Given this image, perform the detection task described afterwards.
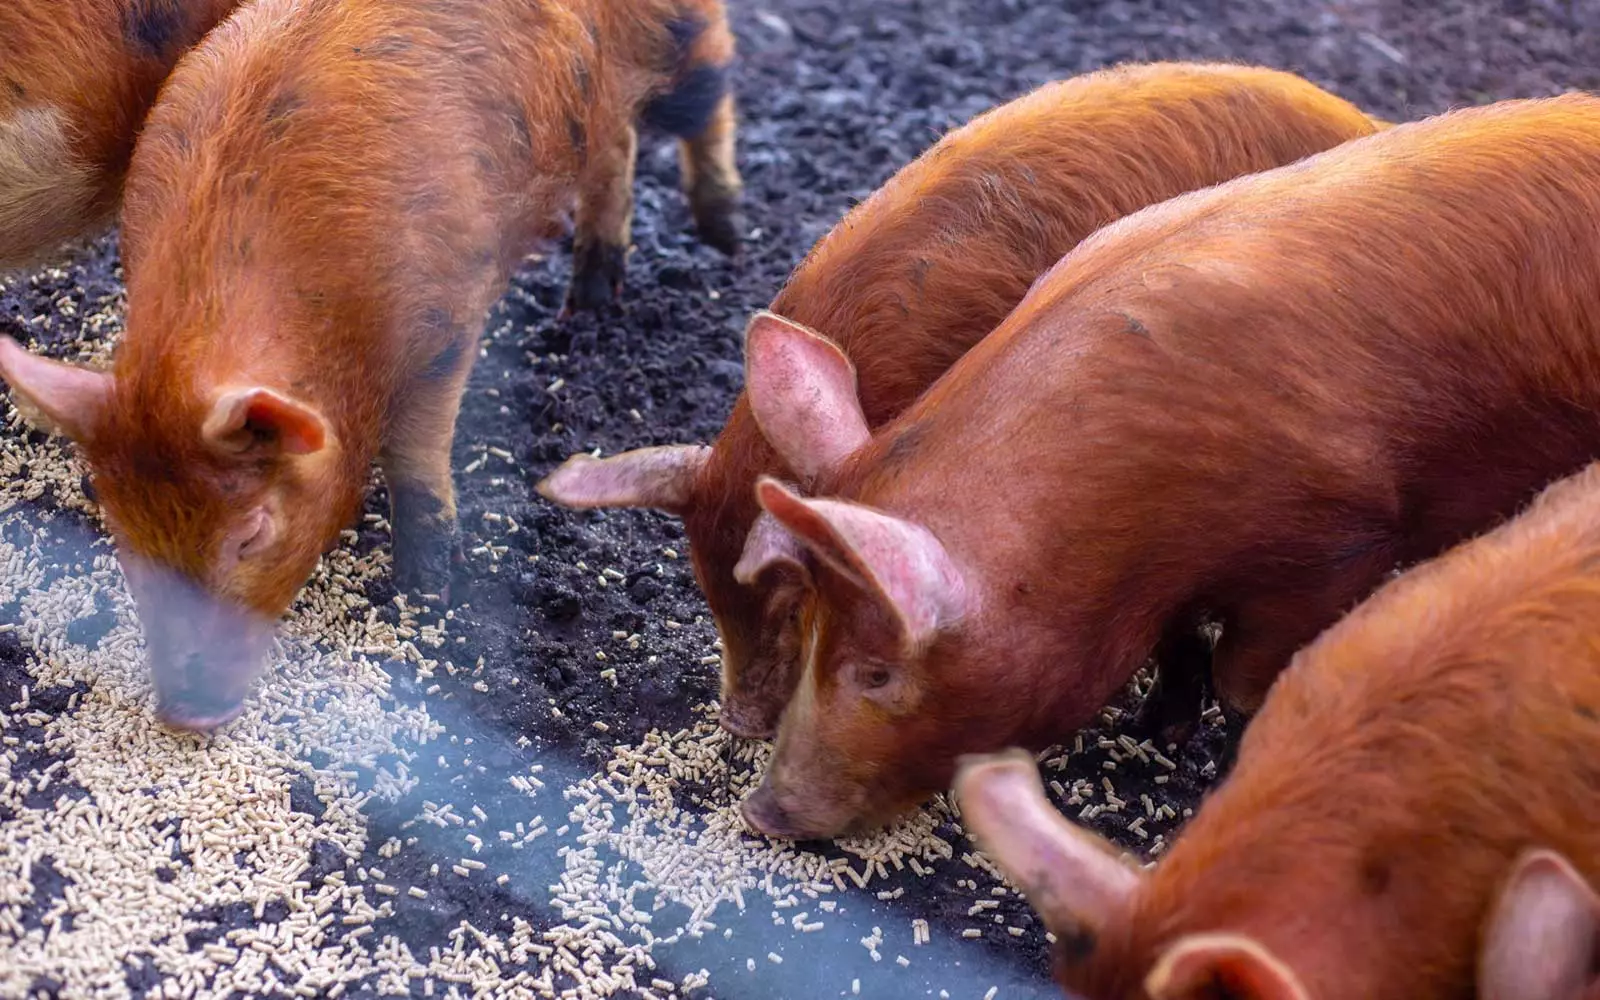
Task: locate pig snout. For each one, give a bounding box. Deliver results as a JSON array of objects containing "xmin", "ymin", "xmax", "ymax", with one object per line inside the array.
[
  {"xmin": 740, "ymin": 781, "xmax": 809, "ymax": 840},
  {"xmin": 716, "ymin": 696, "xmax": 777, "ymax": 741},
  {"xmin": 739, "ymin": 773, "xmax": 877, "ymax": 841},
  {"xmin": 717, "ymin": 658, "xmax": 792, "ymax": 740},
  {"xmin": 128, "ymin": 561, "xmax": 276, "ymax": 731}
]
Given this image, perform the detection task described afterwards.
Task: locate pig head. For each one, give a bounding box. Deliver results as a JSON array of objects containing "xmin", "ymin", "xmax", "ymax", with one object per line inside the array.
[
  {"xmin": 537, "ymin": 312, "xmax": 864, "ymax": 740},
  {"xmin": 0, "ymin": 336, "xmax": 351, "ymax": 730},
  {"xmin": 733, "ymin": 315, "xmax": 1048, "ymax": 839},
  {"xmin": 955, "ymin": 751, "xmax": 1600, "ymax": 1000}
]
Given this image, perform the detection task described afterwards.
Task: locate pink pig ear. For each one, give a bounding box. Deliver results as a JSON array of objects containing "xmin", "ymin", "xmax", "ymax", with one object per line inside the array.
[
  {"xmin": 0, "ymin": 336, "xmax": 112, "ymax": 443},
  {"xmin": 954, "ymin": 749, "xmax": 1139, "ymax": 951},
  {"xmin": 536, "ymin": 445, "xmax": 711, "ymax": 515},
  {"xmin": 754, "ymin": 476, "xmax": 965, "ymax": 650},
  {"xmin": 733, "ymin": 511, "xmax": 810, "ymax": 587},
  {"xmin": 1146, "ymin": 934, "xmax": 1309, "ymax": 1000},
  {"xmin": 743, "ymin": 311, "xmax": 870, "ymax": 484},
  {"xmin": 203, "ymin": 387, "xmax": 329, "ymax": 457},
  {"xmin": 1479, "ymin": 848, "xmax": 1600, "ymax": 1000}
]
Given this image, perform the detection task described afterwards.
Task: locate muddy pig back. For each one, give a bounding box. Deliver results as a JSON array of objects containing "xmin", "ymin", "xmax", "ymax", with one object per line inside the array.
[
  {"xmin": 0, "ymin": 0, "xmax": 243, "ymax": 269},
  {"xmin": 955, "ymin": 460, "xmax": 1600, "ymax": 1000},
  {"xmin": 537, "ymin": 61, "xmax": 1383, "ymax": 738},
  {"xmin": 735, "ymin": 94, "xmax": 1600, "ymax": 840}
]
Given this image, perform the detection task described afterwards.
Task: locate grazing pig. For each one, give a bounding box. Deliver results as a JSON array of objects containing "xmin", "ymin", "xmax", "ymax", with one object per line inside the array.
[
  {"xmin": 0, "ymin": 0, "xmax": 743, "ymax": 730},
  {"xmin": 952, "ymin": 458, "xmax": 1600, "ymax": 1000},
  {"xmin": 733, "ymin": 93, "xmax": 1600, "ymax": 839},
  {"xmin": 536, "ymin": 61, "xmax": 1385, "ymax": 739},
  {"xmin": 0, "ymin": 0, "xmax": 243, "ymax": 269}
]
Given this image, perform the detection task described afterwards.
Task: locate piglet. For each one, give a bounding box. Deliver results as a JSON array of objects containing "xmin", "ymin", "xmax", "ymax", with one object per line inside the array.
[
  {"xmin": 537, "ymin": 61, "xmax": 1384, "ymax": 739},
  {"xmin": 0, "ymin": 0, "xmax": 743, "ymax": 729},
  {"xmin": 734, "ymin": 93, "xmax": 1600, "ymax": 839},
  {"xmin": 954, "ymin": 458, "xmax": 1600, "ymax": 1000},
  {"xmin": 0, "ymin": 0, "xmax": 242, "ymax": 269}
]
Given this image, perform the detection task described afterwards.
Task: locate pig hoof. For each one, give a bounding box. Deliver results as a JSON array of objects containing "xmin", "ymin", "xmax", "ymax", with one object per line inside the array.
[
  {"xmin": 393, "ymin": 533, "xmax": 458, "ymax": 607},
  {"xmin": 565, "ymin": 241, "xmax": 626, "ymax": 314},
  {"xmin": 692, "ymin": 195, "xmax": 744, "ymax": 256}
]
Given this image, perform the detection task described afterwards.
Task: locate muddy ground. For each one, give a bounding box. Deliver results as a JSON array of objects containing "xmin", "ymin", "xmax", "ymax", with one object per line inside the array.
[{"xmin": 2, "ymin": 1, "xmax": 1597, "ymax": 998}]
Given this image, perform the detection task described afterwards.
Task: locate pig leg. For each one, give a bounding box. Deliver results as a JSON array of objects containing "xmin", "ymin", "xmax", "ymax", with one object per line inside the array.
[
  {"xmin": 676, "ymin": 92, "xmax": 744, "ymax": 255},
  {"xmin": 1211, "ymin": 560, "xmax": 1390, "ymax": 720},
  {"xmin": 564, "ymin": 124, "xmax": 637, "ymax": 314},
  {"xmin": 380, "ymin": 346, "xmax": 475, "ymax": 604},
  {"xmin": 1127, "ymin": 623, "xmax": 1216, "ymax": 748}
]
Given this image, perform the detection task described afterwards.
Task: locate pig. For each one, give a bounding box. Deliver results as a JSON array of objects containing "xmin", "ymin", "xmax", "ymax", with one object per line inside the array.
[
  {"xmin": 731, "ymin": 92, "xmax": 1600, "ymax": 840},
  {"xmin": 536, "ymin": 61, "xmax": 1386, "ymax": 739},
  {"xmin": 0, "ymin": 0, "xmax": 744, "ymax": 730},
  {"xmin": 0, "ymin": 0, "xmax": 243, "ymax": 269},
  {"xmin": 952, "ymin": 457, "xmax": 1600, "ymax": 1000}
]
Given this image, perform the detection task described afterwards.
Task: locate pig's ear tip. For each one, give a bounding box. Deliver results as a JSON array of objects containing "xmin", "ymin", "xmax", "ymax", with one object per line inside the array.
[{"xmin": 753, "ymin": 475, "xmax": 795, "ymax": 508}]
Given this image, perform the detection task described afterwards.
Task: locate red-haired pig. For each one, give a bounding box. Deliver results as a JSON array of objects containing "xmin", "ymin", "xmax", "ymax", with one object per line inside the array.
[
  {"xmin": 732, "ymin": 93, "xmax": 1600, "ymax": 840},
  {"xmin": 0, "ymin": 0, "xmax": 243, "ymax": 269},
  {"xmin": 0, "ymin": 0, "xmax": 743, "ymax": 730},
  {"xmin": 953, "ymin": 458, "xmax": 1600, "ymax": 1000},
  {"xmin": 536, "ymin": 62, "xmax": 1386, "ymax": 739}
]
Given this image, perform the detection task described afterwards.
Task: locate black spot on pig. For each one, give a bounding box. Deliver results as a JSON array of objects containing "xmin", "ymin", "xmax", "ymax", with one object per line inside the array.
[
  {"xmin": 419, "ymin": 337, "xmax": 468, "ymax": 384},
  {"xmin": 573, "ymin": 59, "xmax": 592, "ymax": 101},
  {"xmin": 5, "ymin": 78, "xmax": 24, "ymax": 100},
  {"xmin": 121, "ymin": 0, "xmax": 187, "ymax": 58},
  {"xmin": 567, "ymin": 114, "xmax": 588, "ymax": 165},
  {"xmin": 642, "ymin": 64, "xmax": 729, "ymax": 139},
  {"xmin": 265, "ymin": 91, "xmax": 303, "ymax": 136}
]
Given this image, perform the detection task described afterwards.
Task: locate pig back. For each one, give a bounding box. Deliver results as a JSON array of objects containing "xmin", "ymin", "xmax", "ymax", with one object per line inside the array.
[
  {"xmin": 766, "ymin": 61, "xmax": 1380, "ymax": 429},
  {"xmin": 845, "ymin": 93, "xmax": 1600, "ymax": 593}
]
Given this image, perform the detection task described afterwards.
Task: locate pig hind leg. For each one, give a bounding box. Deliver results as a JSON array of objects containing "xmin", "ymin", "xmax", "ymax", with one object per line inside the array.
[
  {"xmin": 564, "ymin": 125, "xmax": 637, "ymax": 314},
  {"xmin": 640, "ymin": 16, "xmax": 744, "ymax": 255},
  {"xmin": 380, "ymin": 339, "xmax": 477, "ymax": 604},
  {"xmin": 674, "ymin": 91, "xmax": 743, "ymax": 255}
]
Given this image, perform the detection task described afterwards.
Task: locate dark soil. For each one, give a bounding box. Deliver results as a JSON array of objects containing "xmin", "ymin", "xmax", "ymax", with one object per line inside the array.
[{"xmin": 2, "ymin": 0, "xmax": 1595, "ymax": 997}]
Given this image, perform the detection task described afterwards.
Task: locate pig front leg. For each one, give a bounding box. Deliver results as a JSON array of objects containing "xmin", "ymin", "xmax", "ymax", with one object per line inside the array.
[
  {"xmin": 381, "ymin": 344, "xmax": 476, "ymax": 605},
  {"xmin": 564, "ymin": 124, "xmax": 638, "ymax": 314},
  {"xmin": 677, "ymin": 92, "xmax": 744, "ymax": 255},
  {"xmin": 1128, "ymin": 623, "xmax": 1216, "ymax": 749},
  {"xmin": 1211, "ymin": 553, "xmax": 1393, "ymax": 721}
]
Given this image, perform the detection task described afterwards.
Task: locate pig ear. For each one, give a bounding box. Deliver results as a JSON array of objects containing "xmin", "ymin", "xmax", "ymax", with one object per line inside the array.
[
  {"xmin": 733, "ymin": 510, "xmax": 810, "ymax": 587},
  {"xmin": 1479, "ymin": 848, "xmax": 1600, "ymax": 1000},
  {"xmin": 536, "ymin": 445, "xmax": 711, "ymax": 515},
  {"xmin": 755, "ymin": 476, "xmax": 965, "ymax": 649},
  {"xmin": 954, "ymin": 749, "xmax": 1138, "ymax": 951},
  {"xmin": 1146, "ymin": 934, "xmax": 1309, "ymax": 1000},
  {"xmin": 743, "ymin": 311, "xmax": 870, "ymax": 483},
  {"xmin": 0, "ymin": 336, "xmax": 112, "ymax": 443},
  {"xmin": 203, "ymin": 387, "xmax": 328, "ymax": 457}
]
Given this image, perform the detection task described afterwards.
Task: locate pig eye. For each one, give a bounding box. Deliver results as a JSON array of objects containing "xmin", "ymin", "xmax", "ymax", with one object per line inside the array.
[{"xmin": 861, "ymin": 664, "xmax": 891, "ymax": 689}]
